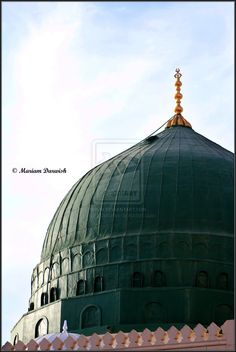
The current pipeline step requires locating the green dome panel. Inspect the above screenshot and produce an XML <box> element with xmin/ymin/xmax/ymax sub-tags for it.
<box><xmin>41</xmin><ymin>126</ymin><xmax>234</xmax><ymax>261</ymax></box>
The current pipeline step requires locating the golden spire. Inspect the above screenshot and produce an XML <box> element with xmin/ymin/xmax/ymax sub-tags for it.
<box><xmin>174</xmin><ymin>68</ymin><xmax>183</xmax><ymax>114</ymax></box>
<box><xmin>166</xmin><ymin>68</ymin><xmax>192</xmax><ymax>129</ymax></box>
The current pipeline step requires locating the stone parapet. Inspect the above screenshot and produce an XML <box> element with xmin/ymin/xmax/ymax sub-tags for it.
<box><xmin>2</xmin><ymin>320</ymin><xmax>234</xmax><ymax>351</ymax></box>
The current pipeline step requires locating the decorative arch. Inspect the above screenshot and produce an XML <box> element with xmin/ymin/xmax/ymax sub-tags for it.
<box><xmin>51</xmin><ymin>262</ymin><xmax>60</xmax><ymax>280</ymax></box>
<box><xmin>76</xmin><ymin>279</ymin><xmax>86</xmax><ymax>295</ymax></box>
<box><xmin>38</xmin><ymin>271</ymin><xmax>44</xmax><ymax>287</ymax></box>
<box><xmin>80</xmin><ymin>305</ymin><xmax>101</xmax><ymax>329</ymax></box>
<box><xmin>132</xmin><ymin>272</ymin><xmax>143</xmax><ymax>288</ymax></box>
<box><xmin>72</xmin><ymin>254</ymin><xmax>81</xmax><ymax>272</ymax></box>
<box><xmin>83</xmin><ymin>251</ymin><xmax>94</xmax><ymax>267</ymax></box>
<box><xmin>41</xmin><ymin>292</ymin><xmax>48</xmax><ymax>306</ymax></box>
<box><xmin>32</xmin><ymin>275</ymin><xmax>38</xmax><ymax>292</ymax></box>
<box><xmin>29</xmin><ymin>302</ymin><xmax>34</xmax><ymax>311</ymax></box>
<box><xmin>44</xmin><ymin>267</ymin><xmax>50</xmax><ymax>283</ymax></box>
<box><xmin>176</xmin><ymin>241</ymin><xmax>189</xmax><ymax>256</ymax></box>
<box><xmin>50</xmin><ymin>287</ymin><xmax>59</xmax><ymax>302</ymax></box>
<box><xmin>152</xmin><ymin>270</ymin><xmax>166</xmax><ymax>287</ymax></box>
<box><xmin>61</xmin><ymin>257</ymin><xmax>69</xmax><ymax>275</ymax></box>
<box><xmin>35</xmin><ymin>316</ymin><xmax>48</xmax><ymax>338</ymax></box>
<box><xmin>196</xmin><ymin>271</ymin><xmax>209</xmax><ymax>288</ymax></box>
<box><xmin>94</xmin><ymin>276</ymin><xmax>104</xmax><ymax>292</ymax></box>
<box><xmin>96</xmin><ymin>248</ymin><xmax>108</xmax><ymax>265</ymax></box>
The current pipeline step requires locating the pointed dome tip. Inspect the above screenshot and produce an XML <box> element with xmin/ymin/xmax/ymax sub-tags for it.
<box><xmin>166</xmin><ymin>68</ymin><xmax>192</xmax><ymax>129</ymax></box>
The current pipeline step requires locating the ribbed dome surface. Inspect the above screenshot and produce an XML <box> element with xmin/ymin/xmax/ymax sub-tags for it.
<box><xmin>41</xmin><ymin>126</ymin><xmax>233</xmax><ymax>261</ymax></box>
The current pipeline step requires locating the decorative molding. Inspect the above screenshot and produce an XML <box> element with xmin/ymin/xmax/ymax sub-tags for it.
<box><xmin>4</xmin><ymin>320</ymin><xmax>234</xmax><ymax>351</ymax></box>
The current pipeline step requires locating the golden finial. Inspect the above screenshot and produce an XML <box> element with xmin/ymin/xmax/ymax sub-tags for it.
<box><xmin>166</xmin><ymin>68</ymin><xmax>192</xmax><ymax>129</ymax></box>
<box><xmin>174</xmin><ymin>68</ymin><xmax>183</xmax><ymax>115</ymax></box>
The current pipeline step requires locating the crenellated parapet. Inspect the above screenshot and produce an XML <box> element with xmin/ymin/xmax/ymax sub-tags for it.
<box><xmin>4</xmin><ymin>320</ymin><xmax>235</xmax><ymax>351</ymax></box>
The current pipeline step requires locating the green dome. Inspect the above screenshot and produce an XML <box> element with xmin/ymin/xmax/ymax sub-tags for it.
<box><xmin>11</xmin><ymin>124</ymin><xmax>234</xmax><ymax>343</ymax></box>
<box><xmin>41</xmin><ymin>125</ymin><xmax>233</xmax><ymax>261</ymax></box>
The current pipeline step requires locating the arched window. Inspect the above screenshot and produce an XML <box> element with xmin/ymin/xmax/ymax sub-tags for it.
<box><xmin>44</xmin><ymin>268</ymin><xmax>50</xmax><ymax>283</ymax></box>
<box><xmin>217</xmin><ymin>273</ymin><xmax>228</xmax><ymax>290</ymax></box>
<box><xmin>76</xmin><ymin>280</ymin><xmax>86</xmax><ymax>295</ymax></box>
<box><xmin>51</xmin><ymin>262</ymin><xmax>59</xmax><ymax>280</ymax></box>
<box><xmin>28</xmin><ymin>302</ymin><xmax>34</xmax><ymax>311</ymax></box>
<box><xmin>38</xmin><ymin>272</ymin><xmax>43</xmax><ymax>287</ymax></box>
<box><xmin>94</xmin><ymin>276</ymin><xmax>103</xmax><ymax>292</ymax></box>
<box><xmin>81</xmin><ymin>305</ymin><xmax>101</xmax><ymax>329</ymax></box>
<box><xmin>196</xmin><ymin>271</ymin><xmax>209</xmax><ymax>288</ymax></box>
<box><xmin>50</xmin><ymin>287</ymin><xmax>58</xmax><ymax>302</ymax></box>
<box><xmin>35</xmin><ymin>317</ymin><xmax>48</xmax><ymax>338</ymax></box>
<box><xmin>96</xmin><ymin>248</ymin><xmax>108</xmax><ymax>264</ymax></box>
<box><xmin>41</xmin><ymin>292</ymin><xmax>48</xmax><ymax>306</ymax></box>
<box><xmin>132</xmin><ymin>272</ymin><xmax>143</xmax><ymax>288</ymax></box>
<box><xmin>83</xmin><ymin>251</ymin><xmax>94</xmax><ymax>267</ymax></box>
<box><xmin>152</xmin><ymin>270</ymin><xmax>166</xmax><ymax>287</ymax></box>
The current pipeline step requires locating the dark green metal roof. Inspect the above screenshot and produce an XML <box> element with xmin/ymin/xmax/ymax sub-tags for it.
<box><xmin>11</xmin><ymin>124</ymin><xmax>234</xmax><ymax>343</ymax></box>
<box><xmin>11</xmin><ymin>69</ymin><xmax>234</xmax><ymax>342</ymax></box>
<box><xmin>41</xmin><ymin>126</ymin><xmax>234</xmax><ymax>261</ymax></box>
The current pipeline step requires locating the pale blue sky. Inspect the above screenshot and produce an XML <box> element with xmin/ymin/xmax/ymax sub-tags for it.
<box><xmin>2</xmin><ymin>1</ymin><xmax>234</xmax><ymax>344</ymax></box>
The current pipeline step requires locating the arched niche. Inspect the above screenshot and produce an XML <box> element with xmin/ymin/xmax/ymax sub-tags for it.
<box><xmin>28</xmin><ymin>302</ymin><xmax>34</xmax><ymax>311</ymax></box>
<box><xmin>50</xmin><ymin>287</ymin><xmax>59</xmax><ymax>302</ymax></box>
<box><xmin>38</xmin><ymin>271</ymin><xmax>44</xmax><ymax>287</ymax></box>
<box><xmin>175</xmin><ymin>241</ymin><xmax>189</xmax><ymax>256</ymax></box>
<box><xmin>80</xmin><ymin>305</ymin><xmax>101</xmax><ymax>329</ymax></box>
<box><xmin>32</xmin><ymin>276</ymin><xmax>38</xmax><ymax>292</ymax></box>
<box><xmin>94</xmin><ymin>276</ymin><xmax>104</xmax><ymax>292</ymax></box>
<box><xmin>96</xmin><ymin>248</ymin><xmax>108</xmax><ymax>265</ymax></box>
<box><xmin>44</xmin><ymin>267</ymin><xmax>50</xmax><ymax>283</ymax></box>
<box><xmin>72</xmin><ymin>254</ymin><xmax>81</xmax><ymax>272</ymax></box>
<box><xmin>152</xmin><ymin>270</ymin><xmax>166</xmax><ymax>287</ymax></box>
<box><xmin>51</xmin><ymin>262</ymin><xmax>60</xmax><ymax>280</ymax></box>
<box><xmin>35</xmin><ymin>316</ymin><xmax>48</xmax><ymax>338</ymax></box>
<box><xmin>83</xmin><ymin>251</ymin><xmax>94</xmax><ymax>267</ymax></box>
<box><xmin>132</xmin><ymin>272</ymin><xmax>143</xmax><ymax>288</ymax></box>
<box><xmin>195</xmin><ymin>271</ymin><xmax>209</xmax><ymax>288</ymax></box>
<box><xmin>61</xmin><ymin>257</ymin><xmax>69</xmax><ymax>275</ymax></box>
<box><xmin>41</xmin><ymin>292</ymin><xmax>48</xmax><ymax>306</ymax></box>
<box><xmin>76</xmin><ymin>279</ymin><xmax>86</xmax><ymax>295</ymax></box>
